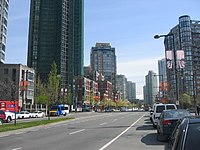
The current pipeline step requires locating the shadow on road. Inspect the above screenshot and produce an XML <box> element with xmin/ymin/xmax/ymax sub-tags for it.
<box><xmin>136</xmin><ymin>118</ymin><xmax>154</xmax><ymax>130</ymax></box>
<box><xmin>141</xmin><ymin>133</ymin><xmax>166</xmax><ymax>146</ymax></box>
<box><xmin>136</xmin><ymin>115</ymin><xmax>167</xmax><ymax>146</ymax></box>
<box><xmin>136</xmin><ymin>124</ymin><xmax>154</xmax><ymax>130</ymax></box>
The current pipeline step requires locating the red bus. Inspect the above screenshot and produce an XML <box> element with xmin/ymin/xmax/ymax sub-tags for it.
<box><xmin>0</xmin><ymin>100</ymin><xmax>18</xmax><ymax>113</ymax></box>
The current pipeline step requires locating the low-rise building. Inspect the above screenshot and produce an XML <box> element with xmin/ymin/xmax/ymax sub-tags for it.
<box><xmin>0</xmin><ymin>64</ymin><xmax>35</xmax><ymax>111</ymax></box>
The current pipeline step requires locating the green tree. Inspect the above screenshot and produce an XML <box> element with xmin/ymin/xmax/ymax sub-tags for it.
<box><xmin>47</xmin><ymin>62</ymin><xmax>60</xmax><ymax>104</ymax></box>
<box><xmin>180</xmin><ymin>93</ymin><xmax>192</xmax><ymax>109</ymax></box>
<box><xmin>34</xmin><ymin>76</ymin><xmax>48</xmax><ymax>105</ymax></box>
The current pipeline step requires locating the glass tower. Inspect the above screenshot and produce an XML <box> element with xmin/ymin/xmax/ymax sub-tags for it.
<box><xmin>90</xmin><ymin>43</ymin><xmax>117</xmax><ymax>92</ymax></box>
<box><xmin>164</xmin><ymin>15</ymin><xmax>200</xmax><ymax>103</ymax></box>
<box><xmin>27</xmin><ymin>0</ymin><xmax>84</xmax><ymax>88</ymax></box>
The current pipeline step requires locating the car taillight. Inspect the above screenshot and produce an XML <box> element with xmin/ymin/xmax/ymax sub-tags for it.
<box><xmin>163</xmin><ymin>120</ymin><xmax>171</xmax><ymax>125</ymax></box>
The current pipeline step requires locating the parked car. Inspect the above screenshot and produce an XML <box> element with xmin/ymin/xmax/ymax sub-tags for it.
<box><xmin>157</xmin><ymin>109</ymin><xmax>191</xmax><ymax>141</ymax></box>
<box><xmin>31</xmin><ymin>111</ymin><xmax>45</xmax><ymax>118</ymax></box>
<box><xmin>18</xmin><ymin>111</ymin><xmax>31</xmax><ymax>119</ymax></box>
<box><xmin>5</xmin><ymin>111</ymin><xmax>17</xmax><ymax>123</ymax></box>
<box><xmin>152</xmin><ymin>103</ymin><xmax>177</xmax><ymax>128</ymax></box>
<box><xmin>0</xmin><ymin>110</ymin><xmax>6</xmax><ymax>125</ymax></box>
<box><xmin>165</xmin><ymin>116</ymin><xmax>200</xmax><ymax>150</ymax></box>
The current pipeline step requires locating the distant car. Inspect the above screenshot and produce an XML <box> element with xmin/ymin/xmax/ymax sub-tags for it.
<box><xmin>152</xmin><ymin>103</ymin><xmax>177</xmax><ymax>128</ymax></box>
<box><xmin>31</xmin><ymin>111</ymin><xmax>45</xmax><ymax>118</ymax></box>
<box><xmin>165</xmin><ymin>116</ymin><xmax>200</xmax><ymax>150</ymax></box>
<box><xmin>18</xmin><ymin>111</ymin><xmax>31</xmax><ymax>119</ymax></box>
<box><xmin>82</xmin><ymin>106</ymin><xmax>91</xmax><ymax>112</ymax></box>
<box><xmin>157</xmin><ymin>109</ymin><xmax>191</xmax><ymax>141</ymax></box>
<box><xmin>0</xmin><ymin>110</ymin><xmax>6</xmax><ymax>124</ymax></box>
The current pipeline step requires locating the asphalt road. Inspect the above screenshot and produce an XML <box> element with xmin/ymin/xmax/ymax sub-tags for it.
<box><xmin>0</xmin><ymin>112</ymin><xmax>166</xmax><ymax>150</ymax></box>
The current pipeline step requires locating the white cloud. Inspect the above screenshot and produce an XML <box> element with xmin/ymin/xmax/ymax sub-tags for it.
<box><xmin>117</xmin><ymin>57</ymin><xmax>161</xmax><ymax>99</ymax></box>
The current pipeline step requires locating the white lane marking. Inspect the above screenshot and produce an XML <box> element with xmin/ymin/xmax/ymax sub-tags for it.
<box><xmin>69</xmin><ymin>129</ymin><xmax>85</xmax><ymax>135</ymax></box>
<box><xmin>99</xmin><ymin>122</ymin><xmax>107</xmax><ymax>126</ymax></box>
<box><xmin>12</xmin><ymin>147</ymin><xmax>22</xmax><ymax>150</ymax></box>
<box><xmin>113</xmin><ymin>119</ymin><xmax>117</xmax><ymax>122</ymax></box>
<box><xmin>98</xmin><ymin>114</ymin><xmax>145</xmax><ymax>150</ymax></box>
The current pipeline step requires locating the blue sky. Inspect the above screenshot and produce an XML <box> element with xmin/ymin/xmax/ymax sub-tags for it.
<box><xmin>6</xmin><ymin>0</ymin><xmax>200</xmax><ymax>99</ymax></box>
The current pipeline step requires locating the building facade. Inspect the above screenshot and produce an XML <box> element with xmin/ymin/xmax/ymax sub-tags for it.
<box><xmin>0</xmin><ymin>64</ymin><xmax>35</xmax><ymax>111</ymax></box>
<box><xmin>27</xmin><ymin>0</ymin><xmax>84</xmax><ymax>91</ymax></box>
<box><xmin>116</xmin><ymin>74</ymin><xmax>127</xmax><ymax>100</ymax></box>
<box><xmin>90</xmin><ymin>43</ymin><xmax>117</xmax><ymax>93</ymax></box>
<box><xmin>126</xmin><ymin>81</ymin><xmax>136</xmax><ymax>102</ymax></box>
<box><xmin>144</xmin><ymin>70</ymin><xmax>157</xmax><ymax>105</ymax></box>
<box><xmin>0</xmin><ymin>0</ymin><xmax>9</xmax><ymax>63</ymax></box>
<box><xmin>164</xmin><ymin>15</ymin><xmax>200</xmax><ymax>104</ymax></box>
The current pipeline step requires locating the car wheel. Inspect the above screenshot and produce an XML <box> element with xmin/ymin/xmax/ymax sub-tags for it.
<box><xmin>153</xmin><ymin>123</ymin><xmax>157</xmax><ymax>129</ymax></box>
<box><xmin>157</xmin><ymin>128</ymin><xmax>160</xmax><ymax>134</ymax></box>
<box><xmin>0</xmin><ymin>119</ymin><xmax>3</xmax><ymax>125</ymax></box>
<box><xmin>7</xmin><ymin>116</ymin><xmax>12</xmax><ymax>123</ymax></box>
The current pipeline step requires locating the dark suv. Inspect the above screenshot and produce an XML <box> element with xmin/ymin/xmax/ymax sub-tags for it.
<box><xmin>0</xmin><ymin>110</ymin><xmax>6</xmax><ymax>125</ymax></box>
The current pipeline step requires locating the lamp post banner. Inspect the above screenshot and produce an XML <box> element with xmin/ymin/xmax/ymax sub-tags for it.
<box><xmin>166</xmin><ymin>50</ymin><xmax>173</xmax><ymax>69</ymax></box>
<box><xmin>176</xmin><ymin>50</ymin><xmax>185</xmax><ymax>68</ymax></box>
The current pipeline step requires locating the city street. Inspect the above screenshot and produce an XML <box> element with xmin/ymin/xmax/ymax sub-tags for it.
<box><xmin>0</xmin><ymin>112</ymin><xmax>165</xmax><ymax>150</ymax></box>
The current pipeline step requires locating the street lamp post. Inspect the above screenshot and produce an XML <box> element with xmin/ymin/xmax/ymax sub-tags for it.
<box><xmin>154</xmin><ymin>34</ymin><xmax>179</xmax><ymax>108</ymax></box>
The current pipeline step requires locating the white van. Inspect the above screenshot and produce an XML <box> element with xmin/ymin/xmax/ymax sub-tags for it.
<box><xmin>152</xmin><ymin>103</ymin><xmax>177</xmax><ymax>128</ymax></box>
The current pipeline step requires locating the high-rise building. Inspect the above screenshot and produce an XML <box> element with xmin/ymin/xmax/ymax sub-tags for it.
<box><xmin>90</xmin><ymin>43</ymin><xmax>117</xmax><ymax>92</ymax></box>
<box><xmin>164</xmin><ymin>15</ymin><xmax>200</xmax><ymax>102</ymax></box>
<box><xmin>27</xmin><ymin>0</ymin><xmax>84</xmax><ymax>89</ymax></box>
<box><xmin>116</xmin><ymin>74</ymin><xmax>127</xmax><ymax>100</ymax></box>
<box><xmin>144</xmin><ymin>70</ymin><xmax>157</xmax><ymax>105</ymax></box>
<box><xmin>127</xmin><ymin>81</ymin><xmax>136</xmax><ymax>102</ymax></box>
<box><xmin>0</xmin><ymin>0</ymin><xmax>9</xmax><ymax>63</ymax></box>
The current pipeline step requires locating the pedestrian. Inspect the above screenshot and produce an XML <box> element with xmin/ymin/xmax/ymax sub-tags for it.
<box><xmin>197</xmin><ymin>105</ymin><xmax>200</xmax><ymax>116</ymax></box>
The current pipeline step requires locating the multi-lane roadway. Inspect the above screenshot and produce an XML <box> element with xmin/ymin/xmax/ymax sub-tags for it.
<box><xmin>0</xmin><ymin>112</ymin><xmax>165</xmax><ymax>150</ymax></box>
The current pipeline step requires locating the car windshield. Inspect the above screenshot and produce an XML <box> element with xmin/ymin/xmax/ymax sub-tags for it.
<box><xmin>184</xmin><ymin>124</ymin><xmax>200</xmax><ymax>150</ymax></box>
<box><xmin>164</xmin><ymin>110</ymin><xmax>190</xmax><ymax>119</ymax></box>
<box><xmin>156</xmin><ymin>106</ymin><xmax>165</xmax><ymax>113</ymax></box>
<box><xmin>166</xmin><ymin>105</ymin><xmax>176</xmax><ymax>109</ymax></box>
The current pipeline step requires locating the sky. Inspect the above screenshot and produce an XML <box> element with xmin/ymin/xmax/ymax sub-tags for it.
<box><xmin>5</xmin><ymin>0</ymin><xmax>200</xmax><ymax>99</ymax></box>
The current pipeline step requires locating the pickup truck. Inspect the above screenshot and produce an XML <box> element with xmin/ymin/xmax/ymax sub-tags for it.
<box><xmin>4</xmin><ymin>111</ymin><xmax>17</xmax><ymax>123</ymax></box>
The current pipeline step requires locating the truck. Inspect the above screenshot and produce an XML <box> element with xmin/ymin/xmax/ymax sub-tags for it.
<box><xmin>0</xmin><ymin>100</ymin><xmax>18</xmax><ymax>122</ymax></box>
<box><xmin>0</xmin><ymin>100</ymin><xmax>19</xmax><ymax>112</ymax></box>
<box><xmin>49</xmin><ymin>104</ymin><xmax>69</xmax><ymax>116</ymax></box>
<box><xmin>5</xmin><ymin>111</ymin><xmax>17</xmax><ymax>122</ymax></box>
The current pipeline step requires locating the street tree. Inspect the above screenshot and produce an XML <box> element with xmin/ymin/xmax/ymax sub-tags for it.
<box><xmin>34</xmin><ymin>76</ymin><xmax>48</xmax><ymax>105</ymax></box>
<box><xmin>0</xmin><ymin>78</ymin><xmax>18</xmax><ymax>100</ymax></box>
<box><xmin>46</xmin><ymin>62</ymin><xmax>60</xmax><ymax>105</ymax></box>
<box><xmin>180</xmin><ymin>93</ymin><xmax>192</xmax><ymax>109</ymax></box>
